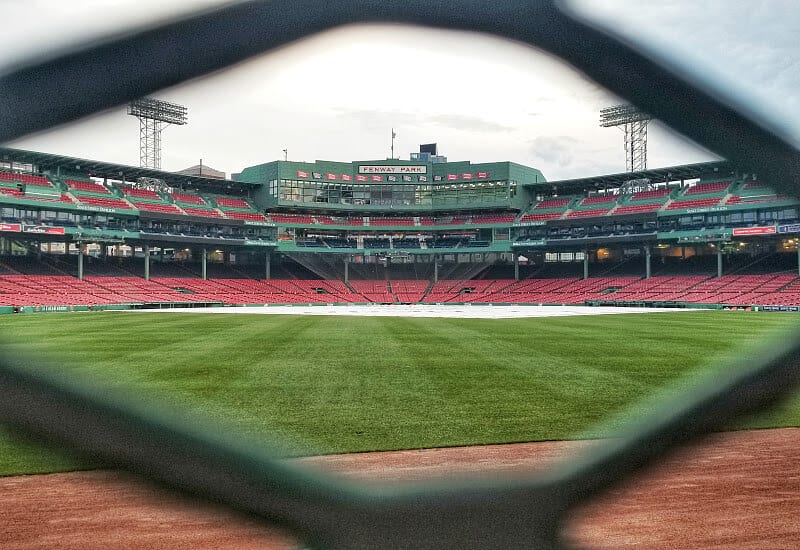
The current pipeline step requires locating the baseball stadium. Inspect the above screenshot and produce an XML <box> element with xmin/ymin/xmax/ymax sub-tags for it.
<box><xmin>2</xmin><ymin>1</ymin><xmax>800</xmax><ymax>549</ymax></box>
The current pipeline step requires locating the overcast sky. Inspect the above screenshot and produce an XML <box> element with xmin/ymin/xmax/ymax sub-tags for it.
<box><xmin>2</xmin><ymin>0</ymin><xmax>798</xmax><ymax>181</ymax></box>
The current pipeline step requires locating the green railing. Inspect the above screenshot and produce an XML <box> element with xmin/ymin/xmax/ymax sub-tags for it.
<box><xmin>1</xmin><ymin>1</ymin><xmax>800</xmax><ymax>548</ymax></box>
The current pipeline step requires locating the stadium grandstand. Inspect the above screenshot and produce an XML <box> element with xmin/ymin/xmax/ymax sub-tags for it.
<box><xmin>1</xmin><ymin>145</ymin><xmax>799</xmax><ymax>313</ymax></box>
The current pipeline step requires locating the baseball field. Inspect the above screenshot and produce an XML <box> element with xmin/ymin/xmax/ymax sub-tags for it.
<box><xmin>0</xmin><ymin>308</ymin><xmax>797</xmax><ymax>477</ymax></box>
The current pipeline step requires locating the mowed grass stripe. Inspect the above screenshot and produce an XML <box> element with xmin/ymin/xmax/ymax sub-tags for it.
<box><xmin>0</xmin><ymin>310</ymin><xmax>796</xmax><ymax>476</ymax></box>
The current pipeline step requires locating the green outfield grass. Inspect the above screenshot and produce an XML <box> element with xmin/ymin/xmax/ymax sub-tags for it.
<box><xmin>0</xmin><ymin>310</ymin><xmax>798</xmax><ymax>476</ymax></box>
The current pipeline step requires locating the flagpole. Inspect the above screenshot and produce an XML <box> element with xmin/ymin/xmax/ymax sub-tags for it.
<box><xmin>390</xmin><ymin>128</ymin><xmax>396</xmax><ymax>160</ymax></box>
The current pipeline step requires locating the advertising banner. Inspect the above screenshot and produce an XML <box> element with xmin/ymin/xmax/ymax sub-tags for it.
<box><xmin>732</xmin><ymin>226</ymin><xmax>776</xmax><ymax>236</ymax></box>
<box><xmin>778</xmin><ymin>224</ymin><xmax>800</xmax><ymax>234</ymax></box>
<box><xmin>23</xmin><ymin>225</ymin><xmax>65</xmax><ymax>235</ymax></box>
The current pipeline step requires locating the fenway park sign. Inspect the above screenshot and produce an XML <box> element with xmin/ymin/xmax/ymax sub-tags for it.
<box><xmin>358</xmin><ymin>165</ymin><xmax>427</xmax><ymax>174</ymax></box>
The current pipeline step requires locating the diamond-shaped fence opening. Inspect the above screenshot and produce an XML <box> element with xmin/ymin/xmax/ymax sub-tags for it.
<box><xmin>1</xmin><ymin>2</ymin><xmax>799</xmax><ymax>548</ymax></box>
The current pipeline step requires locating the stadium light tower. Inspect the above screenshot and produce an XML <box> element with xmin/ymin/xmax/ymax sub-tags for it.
<box><xmin>127</xmin><ymin>98</ymin><xmax>188</xmax><ymax>170</ymax></box>
<box><xmin>600</xmin><ymin>104</ymin><xmax>652</xmax><ymax>173</ymax></box>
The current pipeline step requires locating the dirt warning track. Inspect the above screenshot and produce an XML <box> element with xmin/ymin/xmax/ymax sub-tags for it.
<box><xmin>1</xmin><ymin>428</ymin><xmax>798</xmax><ymax>549</ymax></box>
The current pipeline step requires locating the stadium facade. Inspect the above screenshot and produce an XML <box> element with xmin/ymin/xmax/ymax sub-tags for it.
<box><xmin>1</xmin><ymin>145</ymin><xmax>799</xmax><ymax>312</ymax></box>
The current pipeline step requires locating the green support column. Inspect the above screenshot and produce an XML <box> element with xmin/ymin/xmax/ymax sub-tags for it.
<box><xmin>344</xmin><ymin>258</ymin><xmax>349</xmax><ymax>284</ymax></box>
<box><xmin>513</xmin><ymin>253</ymin><xmax>519</xmax><ymax>281</ymax></box>
<box><xmin>717</xmin><ymin>247</ymin><xmax>723</xmax><ymax>278</ymax></box>
<box><xmin>434</xmin><ymin>259</ymin><xmax>439</xmax><ymax>283</ymax></box>
<box><xmin>265</xmin><ymin>252</ymin><xmax>271</xmax><ymax>280</ymax></box>
<box><xmin>202</xmin><ymin>248</ymin><xmax>207</xmax><ymax>281</ymax></box>
<box><xmin>583</xmin><ymin>250</ymin><xmax>589</xmax><ymax>280</ymax></box>
<box><xmin>144</xmin><ymin>245</ymin><xmax>150</xmax><ymax>281</ymax></box>
<box><xmin>77</xmin><ymin>242</ymin><xmax>84</xmax><ymax>281</ymax></box>
<box><xmin>645</xmin><ymin>245</ymin><xmax>651</xmax><ymax>279</ymax></box>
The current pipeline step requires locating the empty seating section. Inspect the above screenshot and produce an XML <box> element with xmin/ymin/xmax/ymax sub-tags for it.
<box><xmin>725</xmin><ymin>195</ymin><xmax>787</xmax><ymax>206</ymax></box>
<box><xmin>425</xmin><ymin>277</ymin><xmax>648</xmax><ymax>304</ymax></box>
<box><xmin>0</xmin><ymin>186</ymin><xmax>73</xmax><ymax>203</ymax></box>
<box><xmin>392</xmin><ymin>238</ymin><xmax>420</xmax><ymax>249</ymax></box>
<box><xmin>224</xmin><ymin>211</ymin><xmax>268</xmax><ymax>222</ymax></box>
<box><xmin>665</xmin><ymin>197</ymin><xmax>722</xmax><ymax>210</ymax></box>
<box><xmin>434</xmin><ymin>216</ymin><xmax>468</xmax><ymax>225</ymax></box>
<box><xmin>566</xmin><ymin>208</ymin><xmax>612</xmax><ymax>218</ymax></box>
<box><xmin>296</xmin><ymin>238</ymin><xmax>322</xmax><ymax>248</ymax></box>
<box><xmin>183</xmin><ymin>207</ymin><xmax>223</xmax><ymax>218</ymax></box>
<box><xmin>348</xmin><ymin>280</ymin><xmax>395</xmax><ymax>303</ymax></box>
<box><xmin>0</xmin><ymin>275</ymin><xmax>194</xmax><ymax>306</ymax></box>
<box><xmin>579</xmin><ymin>194</ymin><xmax>617</xmax><ymax>206</ymax></box>
<box><xmin>215</xmin><ymin>197</ymin><xmax>251</xmax><ymax>209</ymax></box>
<box><xmin>363</xmin><ymin>237</ymin><xmax>391</xmax><ymax>249</ymax></box>
<box><xmin>685</xmin><ymin>181</ymin><xmax>730</xmax><ymax>195</ymax></box>
<box><xmin>613</xmin><ymin>203</ymin><xmax>663</xmax><ymax>215</ymax></box>
<box><xmin>347</xmin><ymin>217</ymin><xmax>365</xmax><ymax>226</ymax></box>
<box><xmin>605</xmin><ymin>274</ymin><xmax>800</xmax><ymax>306</ymax></box>
<box><xmin>677</xmin><ymin>275</ymin><xmax>799</xmax><ymax>305</ymax></box>
<box><xmin>519</xmin><ymin>198</ymin><xmax>571</xmax><ymax>222</ymax></box>
<box><xmin>533</xmin><ymin>198</ymin><xmax>570</xmax><ymax>209</ymax></box>
<box><xmin>418</xmin><ymin>217</ymin><xmax>435</xmax><ymax>225</ymax></box>
<box><xmin>133</xmin><ymin>202</ymin><xmax>183</xmax><ymax>214</ymax></box>
<box><xmin>370</xmin><ymin>217</ymin><xmax>414</xmax><ymax>226</ymax></box>
<box><xmin>321</xmin><ymin>237</ymin><xmax>355</xmax><ymax>248</ymax></box>
<box><xmin>390</xmin><ymin>280</ymin><xmax>431</xmax><ymax>303</ymax></box>
<box><xmin>432</xmin><ymin>237</ymin><xmax>468</xmax><ymax>248</ymax></box>
<box><xmin>470</xmin><ymin>214</ymin><xmax>516</xmax><ymax>224</ymax></box>
<box><xmin>84</xmin><ymin>277</ymin><xmax>196</xmax><ymax>303</ymax></box>
<box><xmin>609</xmin><ymin>276</ymin><xmax>711</xmax><ymax>302</ymax></box>
<box><xmin>268</xmin><ymin>213</ymin><xmax>314</xmax><ymax>224</ymax></box>
<box><xmin>170</xmin><ymin>192</ymin><xmax>206</xmax><ymax>205</ymax></box>
<box><xmin>630</xmin><ymin>188</ymin><xmax>670</xmax><ymax>201</ymax></box>
<box><xmin>424</xmin><ymin>279</ymin><xmax>517</xmax><ymax>303</ymax></box>
<box><xmin>0</xmin><ymin>171</ymin><xmax>51</xmax><ymax>187</ymax></box>
<box><xmin>152</xmin><ymin>277</ymin><xmax>361</xmax><ymax>304</ymax></box>
<box><xmin>519</xmin><ymin>212</ymin><xmax>562</xmax><ymax>222</ymax></box>
<box><xmin>315</xmin><ymin>216</ymin><xmax>343</xmax><ymax>225</ymax></box>
<box><xmin>75</xmin><ymin>196</ymin><xmax>133</xmax><ymax>209</ymax></box>
<box><xmin>65</xmin><ymin>179</ymin><xmax>109</xmax><ymax>194</ymax></box>
<box><xmin>122</xmin><ymin>187</ymin><xmax>161</xmax><ymax>200</ymax></box>
<box><xmin>0</xmin><ymin>185</ymin><xmax>23</xmax><ymax>197</ymax></box>
<box><xmin>147</xmin><ymin>277</ymin><xmax>366</xmax><ymax>304</ymax></box>
<box><xmin>489</xmin><ymin>278</ymin><xmax>577</xmax><ymax>303</ymax></box>
<box><xmin>3</xmin><ymin>272</ymin><xmax>800</xmax><ymax>307</ymax></box>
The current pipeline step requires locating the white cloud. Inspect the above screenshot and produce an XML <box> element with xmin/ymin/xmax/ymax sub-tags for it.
<box><xmin>3</xmin><ymin>1</ymin><xmax>796</xmax><ymax>181</ymax></box>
